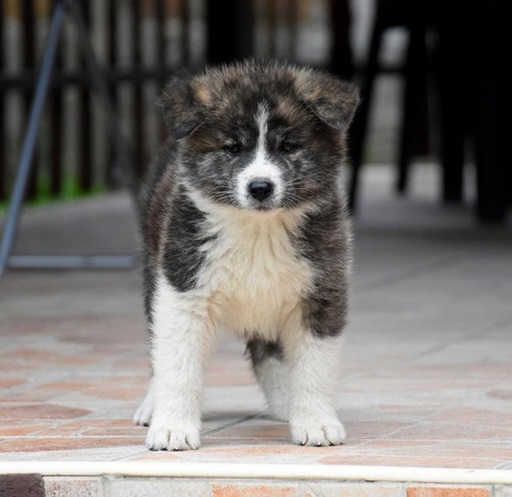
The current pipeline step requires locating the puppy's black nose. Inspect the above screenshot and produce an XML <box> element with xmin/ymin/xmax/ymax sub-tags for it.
<box><xmin>248</xmin><ymin>180</ymin><xmax>274</xmax><ymax>202</ymax></box>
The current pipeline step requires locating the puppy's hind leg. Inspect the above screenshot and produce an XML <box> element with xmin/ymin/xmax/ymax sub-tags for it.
<box><xmin>134</xmin><ymin>377</ymin><xmax>154</xmax><ymax>427</ymax></box>
<box><xmin>247</xmin><ymin>339</ymin><xmax>289</xmax><ymax>421</ymax></box>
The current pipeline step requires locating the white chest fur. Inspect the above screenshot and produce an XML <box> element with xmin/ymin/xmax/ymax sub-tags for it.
<box><xmin>193</xmin><ymin>207</ymin><xmax>314</xmax><ymax>339</ymax></box>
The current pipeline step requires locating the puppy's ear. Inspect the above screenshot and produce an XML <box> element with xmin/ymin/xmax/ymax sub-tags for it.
<box><xmin>158</xmin><ymin>78</ymin><xmax>210</xmax><ymax>140</ymax></box>
<box><xmin>295</xmin><ymin>71</ymin><xmax>360</xmax><ymax>131</ymax></box>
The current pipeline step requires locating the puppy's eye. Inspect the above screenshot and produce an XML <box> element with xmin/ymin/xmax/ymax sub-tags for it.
<box><xmin>280</xmin><ymin>141</ymin><xmax>299</xmax><ymax>154</ymax></box>
<box><xmin>224</xmin><ymin>143</ymin><xmax>244</xmax><ymax>155</ymax></box>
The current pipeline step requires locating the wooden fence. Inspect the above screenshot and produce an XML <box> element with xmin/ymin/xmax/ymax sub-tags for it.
<box><xmin>0</xmin><ymin>0</ymin><xmax>331</xmax><ymax>202</ymax></box>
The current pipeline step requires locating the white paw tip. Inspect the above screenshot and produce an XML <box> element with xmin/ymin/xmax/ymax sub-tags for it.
<box><xmin>146</xmin><ymin>426</ymin><xmax>201</xmax><ymax>451</ymax></box>
<box><xmin>291</xmin><ymin>423</ymin><xmax>346</xmax><ymax>447</ymax></box>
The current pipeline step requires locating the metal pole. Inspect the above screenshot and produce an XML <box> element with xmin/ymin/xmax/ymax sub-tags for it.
<box><xmin>0</xmin><ymin>0</ymin><xmax>66</xmax><ymax>275</ymax></box>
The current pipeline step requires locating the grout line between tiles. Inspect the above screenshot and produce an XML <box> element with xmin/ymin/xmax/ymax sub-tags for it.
<box><xmin>201</xmin><ymin>412</ymin><xmax>263</xmax><ymax>437</ymax></box>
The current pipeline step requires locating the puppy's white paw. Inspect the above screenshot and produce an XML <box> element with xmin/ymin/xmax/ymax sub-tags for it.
<box><xmin>291</xmin><ymin>421</ymin><xmax>346</xmax><ymax>447</ymax></box>
<box><xmin>133</xmin><ymin>397</ymin><xmax>154</xmax><ymax>427</ymax></box>
<box><xmin>146</xmin><ymin>424</ymin><xmax>201</xmax><ymax>451</ymax></box>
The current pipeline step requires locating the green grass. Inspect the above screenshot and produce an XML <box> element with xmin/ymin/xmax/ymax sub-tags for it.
<box><xmin>0</xmin><ymin>173</ymin><xmax>106</xmax><ymax>213</ymax></box>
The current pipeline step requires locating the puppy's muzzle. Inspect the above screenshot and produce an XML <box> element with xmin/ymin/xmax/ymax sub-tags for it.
<box><xmin>248</xmin><ymin>179</ymin><xmax>274</xmax><ymax>202</ymax></box>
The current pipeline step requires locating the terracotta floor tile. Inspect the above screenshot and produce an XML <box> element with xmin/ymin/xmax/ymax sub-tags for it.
<box><xmin>320</xmin><ymin>455</ymin><xmax>505</xmax><ymax>469</ymax></box>
<box><xmin>407</xmin><ymin>487</ymin><xmax>490</xmax><ymax>497</ymax></box>
<box><xmin>211</xmin><ymin>483</ymin><xmax>298</xmax><ymax>497</ymax></box>
<box><xmin>0</xmin><ymin>403</ymin><xmax>91</xmax><ymax>420</ymax></box>
<box><xmin>0</xmin><ymin>437</ymin><xmax>143</xmax><ymax>453</ymax></box>
<box><xmin>426</xmin><ymin>407</ymin><xmax>512</xmax><ymax>425</ymax></box>
<box><xmin>200</xmin><ymin>441</ymin><xmax>343</xmax><ymax>457</ymax></box>
<box><xmin>0</xmin><ymin>421</ymin><xmax>51</xmax><ymax>437</ymax></box>
<box><xmin>0</xmin><ymin>362</ymin><xmax>22</xmax><ymax>372</ymax></box>
<box><xmin>205</xmin><ymin>371</ymin><xmax>255</xmax><ymax>387</ymax></box>
<box><xmin>345</xmin><ymin>421</ymin><xmax>411</xmax><ymax>439</ymax></box>
<box><xmin>1</xmin><ymin>389</ymin><xmax>76</xmax><ymax>403</ymax></box>
<box><xmin>0</xmin><ymin>348</ymin><xmax>97</xmax><ymax>366</ymax></box>
<box><xmin>0</xmin><ymin>378</ymin><xmax>26</xmax><ymax>388</ymax></box>
<box><xmin>487</xmin><ymin>389</ymin><xmax>512</xmax><ymax>401</ymax></box>
<box><xmin>341</xmin><ymin>440</ymin><xmax>512</xmax><ymax>461</ymax></box>
<box><xmin>0</xmin><ymin>317</ymin><xmax>62</xmax><ymax>336</ymax></box>
<box><xmin>84</xmin><ymin>385</ymin><xmax>146</xmax><ymax>401</ymax></box>
<box><xmin>82</xmin><ymin>426</ymin><xmax>147</xmax><ymax>437</ymax></box>
<box><xmin>209</xmin><ymin>420</ymin><xmax>290</xmax><ymax>439</ymax></box>
<box><xmin>30</xmin><ymin>427</ymin><xmax>86</xmax><ymax>437</ymax></box>
<box><xmin>35</xmin><ymin>381</ymin><xmax>98</xmax><ymax>393</ymax></box>
<box><xmin>384</xmin><ymin>422</ymin><xmax>512</xmax><ymax>441</ymax></box>
<box><xmin>62</xmin><ymin>418</ymin><xmax>137</xmax><ymax>429</ymax></box>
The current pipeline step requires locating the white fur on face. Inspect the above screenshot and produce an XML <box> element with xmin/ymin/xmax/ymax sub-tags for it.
<box><xmin>235</xmin><ymin>106</ymin><xmax>284</xmax><ymax>208</ymax></box>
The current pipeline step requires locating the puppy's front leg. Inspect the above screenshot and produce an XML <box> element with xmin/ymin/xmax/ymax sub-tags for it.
<box><xmin>146</xmin><ymin>275</ymin><xmax>215</xmax><ymax>451</ymax></box>
<box><xmin>284</xmin><ymin>331</ymin><xmax>346</xmax><ymax>447</ymax></box>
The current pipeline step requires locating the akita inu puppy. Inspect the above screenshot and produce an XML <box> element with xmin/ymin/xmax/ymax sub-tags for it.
<box><xmin>135</xmin><ymin>61</ymin><xmax>359</xmax><ymax>450</ymax></box>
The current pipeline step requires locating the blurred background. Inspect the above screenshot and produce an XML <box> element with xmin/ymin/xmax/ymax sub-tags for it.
<box><xmin>0</xmin><ymin>0</ymin><xmax>511</xmax><ymax>271</ymax></box>
<box><xmin>0</xmin><ymin>0</ymin><xmax>376</xmax><ymax>208</ymax></box>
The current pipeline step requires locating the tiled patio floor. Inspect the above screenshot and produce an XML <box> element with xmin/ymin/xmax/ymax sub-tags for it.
<box><xmin>1</xmin><ymin>165</ymin><xmax>512</xmax><ymax>494</ymax></box>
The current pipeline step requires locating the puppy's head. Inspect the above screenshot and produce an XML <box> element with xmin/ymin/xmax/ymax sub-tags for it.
<box><xmin>160</xmin><ymin>61</ymin><xmax>359</xmax><ymax>211</ymax></box>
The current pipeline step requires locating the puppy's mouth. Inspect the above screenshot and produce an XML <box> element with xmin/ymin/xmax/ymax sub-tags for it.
<box><xmin>245</xmin><ymin>197</ymin><xmax>283</xmax><ymax>212</ymax></box>
<box><xmin>254</xmin><ymin>204</ymin><xmax>276</xmax><ymax>212</ymax></box>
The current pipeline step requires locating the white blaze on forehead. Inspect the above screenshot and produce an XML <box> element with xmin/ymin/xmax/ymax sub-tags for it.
<box><xmin>236</xmin><ymin>105</ymin><xmax>283</xmax><ymax>206</ymax></box>
<box><xmin>257</xmin><ymin>105</ymin><xmax>269</xmax><ymax>151</ymax></box>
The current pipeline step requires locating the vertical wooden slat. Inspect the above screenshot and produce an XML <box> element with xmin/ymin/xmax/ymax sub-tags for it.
<box><xmin>328</xmin><ymin>0</ymin><xmax>355</xmax><ymax>80</ymax></box>
<box><xmin>179</xmin><ymin>0</ymin><xmax>190</xmax><ymax>66</ymax></box>
<box><xmin>130</xmin><ymin>0</ymin><xmax>144</xmax><ymax>179</ymax></box>
<box><xmin>41</xmin><ymin>0</ymin><xmax>61</xmax><ymax>198</ymax></box>
<box><xmin>78</xmin><ymin>0</ymin><xmax>92</xmax><ymax>192</ymax></box>
<box><xmin>0</xmin><ymin>0</ymin><xmax>202</xmax><ymax>202</ymax></box>
<box><xmin>22</xmin><ymin>0</ymin><xmax>38</xmax><ymax>199</ymax></box>
<box><xmin>285</xmin><ymin>0</ymin><xmax>298</xmax><ymax>60</ymax></box>
<box><xmin>267</xmin><ymin>0</ymin><xmax>278</xmax><ymax>58</ymax></box>
<box><xmin>0</xmin><ymin>0</ymin><xmax>6</xmax><ymax>200</ymax></box>
<box><xmin>143</xmin><ymin>0</ymin><xmax>157</xmax><ymax>172</ymax></box>
<box><xmin>106</xmin><ymin>0</ymin><xmax>119</xmax><ymax>187</ymax></box>
<box><xmin>206</xmin><ymin>0</ymin><xmax>254</xmax><ymax>64</ymax></box>
<box><xmin>437</xmin><ymin>2</ymin><xmax>465</xmax><ymax>202</ymax></box>
<box><xmin>155</xmin><ymin>0</ymin><xmax>166</xmax><ymax>77</ymax></box>
<box><xmin>155</xmin><ymin>0</ymin><xmax>169</xmax><ymax>144</ymax></box>
<box><xmin>107</xmin><ymin>0</ymin><xmax>117</xmax><ymax>83</ymax></box>
<box><xmin>49</xmin><ymin>45</ymin><xmax>63</xmax><ymax>197</ymax></box>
